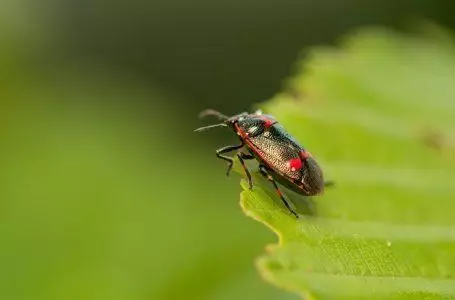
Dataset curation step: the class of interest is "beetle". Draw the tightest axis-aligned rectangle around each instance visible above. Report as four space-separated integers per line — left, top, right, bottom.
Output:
195 109 329 218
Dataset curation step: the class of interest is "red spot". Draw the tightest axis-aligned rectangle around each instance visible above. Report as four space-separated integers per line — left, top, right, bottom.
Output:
300 150 311 160
260 116 275 128
287 158 303 171
276 189 283 197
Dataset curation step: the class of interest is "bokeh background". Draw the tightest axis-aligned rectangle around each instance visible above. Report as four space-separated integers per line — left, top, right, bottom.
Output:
1 1 455 299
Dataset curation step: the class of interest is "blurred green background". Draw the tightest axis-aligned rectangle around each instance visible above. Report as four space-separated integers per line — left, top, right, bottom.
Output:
1 1 455 299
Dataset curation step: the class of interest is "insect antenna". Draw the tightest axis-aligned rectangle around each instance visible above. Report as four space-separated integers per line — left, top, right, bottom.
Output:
194 123 227 132
198 109 229 121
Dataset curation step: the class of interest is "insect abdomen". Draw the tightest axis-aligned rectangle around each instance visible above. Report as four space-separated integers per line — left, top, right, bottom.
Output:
303 157 325 195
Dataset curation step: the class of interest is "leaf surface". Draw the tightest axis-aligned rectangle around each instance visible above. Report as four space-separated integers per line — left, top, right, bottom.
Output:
237 27 455 299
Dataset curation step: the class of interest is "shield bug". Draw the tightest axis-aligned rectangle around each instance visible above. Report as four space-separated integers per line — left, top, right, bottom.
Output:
195 109 330 218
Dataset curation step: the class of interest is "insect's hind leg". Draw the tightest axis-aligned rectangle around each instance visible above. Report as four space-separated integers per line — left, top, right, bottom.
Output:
216 144 246 176
259 165 299 219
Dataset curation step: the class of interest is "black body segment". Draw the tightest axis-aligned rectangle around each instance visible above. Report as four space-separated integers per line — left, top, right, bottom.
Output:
247 124 303 181
195 109 327 218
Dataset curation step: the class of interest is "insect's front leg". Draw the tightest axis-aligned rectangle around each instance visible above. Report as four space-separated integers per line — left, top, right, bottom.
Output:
259 165 299 218
216 144 244 176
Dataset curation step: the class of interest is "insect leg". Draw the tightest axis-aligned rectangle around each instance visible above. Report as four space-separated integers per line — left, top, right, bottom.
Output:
238 153 254 160
237 152 253 190
259 165 299 218
216 144 244 176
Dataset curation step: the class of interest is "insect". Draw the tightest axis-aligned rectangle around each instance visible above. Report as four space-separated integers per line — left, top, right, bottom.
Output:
195 109 329 218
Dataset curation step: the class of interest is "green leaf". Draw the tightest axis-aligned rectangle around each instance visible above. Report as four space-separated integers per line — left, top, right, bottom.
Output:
237 26 455 299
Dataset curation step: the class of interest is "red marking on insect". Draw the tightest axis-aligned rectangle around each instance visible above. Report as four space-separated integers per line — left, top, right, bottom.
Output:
287 157 303 172
276 188 283 197
300 150 311 160
260 116 275 128
235 123 249 139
